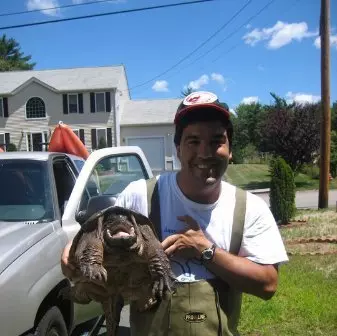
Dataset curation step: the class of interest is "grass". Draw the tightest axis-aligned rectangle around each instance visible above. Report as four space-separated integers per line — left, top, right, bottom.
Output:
224 164 337 190
238 209 337 336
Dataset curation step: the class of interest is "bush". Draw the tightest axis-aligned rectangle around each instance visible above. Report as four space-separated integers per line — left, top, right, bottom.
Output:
269 157 296 224
300 163 320 179
6 143 17 151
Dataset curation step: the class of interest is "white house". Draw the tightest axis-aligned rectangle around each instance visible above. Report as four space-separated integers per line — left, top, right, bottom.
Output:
0 65 182 173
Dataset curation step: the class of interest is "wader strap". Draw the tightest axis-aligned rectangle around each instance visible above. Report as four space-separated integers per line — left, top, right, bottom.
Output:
146 176 162 241
229 188 247 255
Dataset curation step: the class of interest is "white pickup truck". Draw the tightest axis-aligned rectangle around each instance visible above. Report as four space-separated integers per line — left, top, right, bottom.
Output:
0 147 153 336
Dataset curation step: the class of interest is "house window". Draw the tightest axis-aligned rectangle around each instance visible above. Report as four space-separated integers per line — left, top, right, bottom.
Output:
26 97 46 119
72 129 79 137
96 128 107 148
26 132 48 151
0 98 3 117
95 93 106 112
68 94 78 113
0 133 5 151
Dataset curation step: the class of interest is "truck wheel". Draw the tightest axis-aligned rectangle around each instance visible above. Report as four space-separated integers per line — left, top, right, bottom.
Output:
34 306 68 336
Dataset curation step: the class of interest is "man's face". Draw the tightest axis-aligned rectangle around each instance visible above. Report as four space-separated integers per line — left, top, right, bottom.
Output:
176 120 232 187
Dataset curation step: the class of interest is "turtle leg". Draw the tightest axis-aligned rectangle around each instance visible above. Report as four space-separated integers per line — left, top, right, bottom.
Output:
73 232 107 283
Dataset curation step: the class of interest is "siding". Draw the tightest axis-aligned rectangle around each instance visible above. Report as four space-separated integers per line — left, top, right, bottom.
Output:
0 82 117 151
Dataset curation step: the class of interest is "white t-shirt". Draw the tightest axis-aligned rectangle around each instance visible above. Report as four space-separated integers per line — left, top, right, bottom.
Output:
114 172 289 282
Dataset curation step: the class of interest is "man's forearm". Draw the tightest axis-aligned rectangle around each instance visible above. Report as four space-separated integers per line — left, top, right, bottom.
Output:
205 247 278 300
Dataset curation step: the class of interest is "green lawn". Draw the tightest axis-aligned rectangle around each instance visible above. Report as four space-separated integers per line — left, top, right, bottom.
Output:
238 209 337 335
224 164 337 190
239 254 337 336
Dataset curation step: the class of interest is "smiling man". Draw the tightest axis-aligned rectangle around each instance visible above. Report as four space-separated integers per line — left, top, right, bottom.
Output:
61 91 288 336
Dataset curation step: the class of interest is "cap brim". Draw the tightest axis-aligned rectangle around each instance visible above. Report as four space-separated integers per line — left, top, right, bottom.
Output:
174 103 230 124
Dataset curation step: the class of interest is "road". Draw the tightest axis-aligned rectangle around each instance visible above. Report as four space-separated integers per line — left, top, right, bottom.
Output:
255 189 337 209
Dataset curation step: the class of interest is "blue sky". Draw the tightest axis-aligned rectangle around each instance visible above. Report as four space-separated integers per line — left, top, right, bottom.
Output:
1 0 336 111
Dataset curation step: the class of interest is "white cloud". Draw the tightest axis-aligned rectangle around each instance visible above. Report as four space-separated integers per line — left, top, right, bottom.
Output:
152 80 169 92
229 108 236 116
286 91 321 104
243 21 316 49
314 34 337 50
211 73 225 85
187 74 209 90
241 96 259 104
26 0 60 16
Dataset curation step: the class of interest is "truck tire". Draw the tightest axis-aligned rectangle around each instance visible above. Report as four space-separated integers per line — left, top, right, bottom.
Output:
34 306 68 336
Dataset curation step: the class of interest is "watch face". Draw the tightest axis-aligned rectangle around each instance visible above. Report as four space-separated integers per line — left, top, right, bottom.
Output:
203 249 213 260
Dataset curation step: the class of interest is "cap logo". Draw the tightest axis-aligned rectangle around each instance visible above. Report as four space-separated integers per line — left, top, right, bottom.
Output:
183 91 218 106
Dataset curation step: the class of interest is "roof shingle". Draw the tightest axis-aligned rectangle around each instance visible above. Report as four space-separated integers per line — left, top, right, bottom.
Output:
0 65 125 94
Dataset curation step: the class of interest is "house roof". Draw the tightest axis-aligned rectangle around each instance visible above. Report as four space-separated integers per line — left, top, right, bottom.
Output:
121 98 182 125
0 65 127 95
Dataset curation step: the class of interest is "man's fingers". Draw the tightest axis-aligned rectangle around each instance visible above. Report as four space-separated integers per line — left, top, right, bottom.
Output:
61 240 77 279
161 234 180 250
164 244 177 257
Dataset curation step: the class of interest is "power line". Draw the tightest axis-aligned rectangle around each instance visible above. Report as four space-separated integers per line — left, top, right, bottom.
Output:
210 0 300 64
127 0 253 93
0 0 119 18
0 0 217 31
191 0 276 65
161 0 276 83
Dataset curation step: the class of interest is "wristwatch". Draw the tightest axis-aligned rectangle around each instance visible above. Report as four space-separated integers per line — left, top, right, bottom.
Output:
200 243 216 263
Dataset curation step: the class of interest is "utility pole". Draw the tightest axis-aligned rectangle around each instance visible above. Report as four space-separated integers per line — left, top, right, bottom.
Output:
318 0 331 209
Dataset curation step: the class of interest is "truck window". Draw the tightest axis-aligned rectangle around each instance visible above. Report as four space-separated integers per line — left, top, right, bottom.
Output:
92 154 148 196
53 159 77 216
0 160 54 222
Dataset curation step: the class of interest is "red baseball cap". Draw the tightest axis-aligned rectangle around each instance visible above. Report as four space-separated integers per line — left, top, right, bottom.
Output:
174 91 230 125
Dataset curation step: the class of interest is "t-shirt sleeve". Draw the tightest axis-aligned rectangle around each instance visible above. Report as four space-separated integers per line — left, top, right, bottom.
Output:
239 192 289 265
113 178 148 216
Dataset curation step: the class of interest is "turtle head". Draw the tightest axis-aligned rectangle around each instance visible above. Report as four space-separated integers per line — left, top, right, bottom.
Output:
102 213 138 249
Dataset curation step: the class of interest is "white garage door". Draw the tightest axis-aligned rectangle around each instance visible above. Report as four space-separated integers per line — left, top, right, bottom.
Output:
127 137 165 172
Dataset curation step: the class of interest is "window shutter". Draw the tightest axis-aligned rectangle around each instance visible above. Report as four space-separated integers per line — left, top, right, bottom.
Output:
5 133 10 148
105 92 111 113
107 127 112 147
63 94 68 114
78 93 84 114
79 129 85 144
90 93 95 113
3 97 8 118
91 129 97 150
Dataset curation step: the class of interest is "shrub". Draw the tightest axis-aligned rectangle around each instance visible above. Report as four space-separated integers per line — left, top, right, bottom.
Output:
269 157 296 224
6 143 17 152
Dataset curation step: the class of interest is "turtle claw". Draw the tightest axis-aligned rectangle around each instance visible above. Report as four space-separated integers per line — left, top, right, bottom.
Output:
81 264 108 283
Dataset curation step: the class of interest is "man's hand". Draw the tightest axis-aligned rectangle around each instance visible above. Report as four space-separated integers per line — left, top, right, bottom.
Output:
161 215 212 259
61 240 76 279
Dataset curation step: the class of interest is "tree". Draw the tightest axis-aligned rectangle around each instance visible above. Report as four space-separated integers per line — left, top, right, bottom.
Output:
259 94 321 172
269 157 296 225
230 102 266 163
0 34 35 71
180 87 195 97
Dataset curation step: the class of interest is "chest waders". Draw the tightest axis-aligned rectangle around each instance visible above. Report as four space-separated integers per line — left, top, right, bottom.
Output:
129 177 246 336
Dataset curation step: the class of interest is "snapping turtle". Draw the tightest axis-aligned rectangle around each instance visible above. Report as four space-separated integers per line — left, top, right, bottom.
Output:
62 206 176 336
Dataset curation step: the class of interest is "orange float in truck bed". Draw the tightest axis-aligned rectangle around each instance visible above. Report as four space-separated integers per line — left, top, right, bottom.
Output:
48 121 89 160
